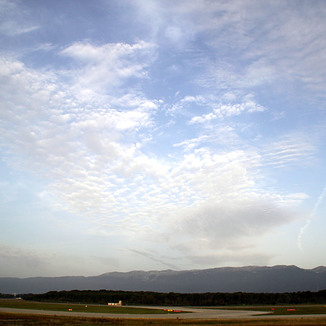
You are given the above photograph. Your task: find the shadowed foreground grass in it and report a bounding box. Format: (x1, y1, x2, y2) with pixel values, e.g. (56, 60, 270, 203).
(1, 312, 326, 326)
(213, 305, 326, 315)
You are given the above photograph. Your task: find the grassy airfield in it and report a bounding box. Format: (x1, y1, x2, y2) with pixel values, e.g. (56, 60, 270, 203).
(0, 299, 168, 314)
(1, 300, 326, 325)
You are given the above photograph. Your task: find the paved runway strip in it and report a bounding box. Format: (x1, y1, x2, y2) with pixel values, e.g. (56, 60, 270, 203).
(0, 306, 269, 319)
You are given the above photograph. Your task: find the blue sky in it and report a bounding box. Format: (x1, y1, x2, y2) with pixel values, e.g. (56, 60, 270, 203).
(1, 0, 326, 277)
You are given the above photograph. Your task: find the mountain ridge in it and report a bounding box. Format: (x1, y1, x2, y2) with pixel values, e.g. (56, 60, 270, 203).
(1, 265, 326, 294)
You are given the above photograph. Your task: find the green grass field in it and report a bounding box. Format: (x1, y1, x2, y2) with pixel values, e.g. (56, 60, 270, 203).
(0, 299, 168, 314)
(2, 300, 326, 325)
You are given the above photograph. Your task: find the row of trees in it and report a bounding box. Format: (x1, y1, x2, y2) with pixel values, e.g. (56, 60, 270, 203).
(0, 293, 16, 299)
(21, 289, 326, 306)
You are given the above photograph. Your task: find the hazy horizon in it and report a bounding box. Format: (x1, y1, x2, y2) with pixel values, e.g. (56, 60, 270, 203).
(3, 264, 326, 279)
(1, 0, 326, 278)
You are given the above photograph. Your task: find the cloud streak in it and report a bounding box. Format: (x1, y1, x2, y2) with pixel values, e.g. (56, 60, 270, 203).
(297, 186, 326, 251)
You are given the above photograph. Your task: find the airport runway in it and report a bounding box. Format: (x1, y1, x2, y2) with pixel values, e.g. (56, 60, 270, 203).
(0, 306, 278, 319)
(1, 306, 326, 320)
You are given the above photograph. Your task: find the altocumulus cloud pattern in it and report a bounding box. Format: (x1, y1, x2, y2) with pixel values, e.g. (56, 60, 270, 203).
(0, 0, 326, 277)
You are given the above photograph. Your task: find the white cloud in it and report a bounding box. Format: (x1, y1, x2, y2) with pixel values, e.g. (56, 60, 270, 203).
(146, 194, 301, 268)
(169, 93, 266, 124)
(0, 21, 39, 36)
(0, 0, 39, 36)
(140, 0, 326, 98)
(2, 0, 323, 273)
(173, 135, 210, 151)
(60, 41, 156, 92)
(190, 101, 265, 124)
(0, 56, 159, 222)
(173, 125, 241, 152)
(132, 0, 196, 46)
(180, 199, 296, 242)
(0, 56, 310, 240)
(261, 135, 316, 169)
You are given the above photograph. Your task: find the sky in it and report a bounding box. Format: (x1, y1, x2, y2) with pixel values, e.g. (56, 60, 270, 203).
(0, 0, 326, 278)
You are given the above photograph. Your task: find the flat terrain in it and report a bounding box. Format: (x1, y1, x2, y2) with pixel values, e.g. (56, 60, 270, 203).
(2, 312, 326, 325)
(0, 299, 169, 314)
(214, 305, 326, 315)
(1, 300, 326, 325)
(0, 300, 267, 319)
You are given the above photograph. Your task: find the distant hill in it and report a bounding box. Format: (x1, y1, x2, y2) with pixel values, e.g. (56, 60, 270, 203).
(1, 265, 326, 294)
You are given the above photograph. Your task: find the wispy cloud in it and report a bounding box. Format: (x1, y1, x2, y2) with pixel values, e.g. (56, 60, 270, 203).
(0, 0, 39, 36)
(261, 136, 316, 169)
(128, 249, 179, 270)
(190, 100, 265, 124)
(145, 0, 326, 97)
(297, 186, 326, 251)
(0, 21, 39, 36)
(60, 41, 156, 92)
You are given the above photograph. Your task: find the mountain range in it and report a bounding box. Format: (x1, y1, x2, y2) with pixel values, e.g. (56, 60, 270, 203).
(1, 265, 326, 294)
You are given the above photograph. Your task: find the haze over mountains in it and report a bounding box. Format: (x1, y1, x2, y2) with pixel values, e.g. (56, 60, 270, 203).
(1, 265, 326, 294)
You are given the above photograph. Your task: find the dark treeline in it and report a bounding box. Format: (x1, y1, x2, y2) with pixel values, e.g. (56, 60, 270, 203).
(0, 293, 15, 299)
(21, 289, 326, 306)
